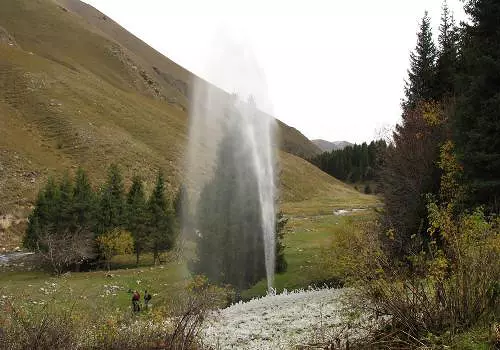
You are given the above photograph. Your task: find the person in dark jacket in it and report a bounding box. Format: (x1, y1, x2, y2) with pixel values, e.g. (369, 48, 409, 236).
(132, 290, 140, 312)
(144, 290, 152, 309)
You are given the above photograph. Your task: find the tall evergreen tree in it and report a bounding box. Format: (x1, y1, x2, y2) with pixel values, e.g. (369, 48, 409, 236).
(57, 171, 74, 233)
(97, 164, 125, 235)
(403, 11, 438, 110)
(24, 177, 60, 249)
(24, 189, 48, 250)
(193, 104, 286, 290)
(73, 167, 95, 231)
(194, 122, 266, 289)
(454, 0, 500, 211)
(126, 176, 149, 265)
(275, 211, 288, 274)
(173, 184, 187, 226)
(147, 170, 174, 264)
(435, 1, 458, 99)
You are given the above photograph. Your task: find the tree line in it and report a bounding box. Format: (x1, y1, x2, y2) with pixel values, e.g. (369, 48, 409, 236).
(24, 165, 178, 272)
(309, 140, 387, 186)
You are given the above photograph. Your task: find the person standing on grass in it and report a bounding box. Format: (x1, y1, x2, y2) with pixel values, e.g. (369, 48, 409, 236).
(144, 290, 152, 309)
(132, 290, 140, 312)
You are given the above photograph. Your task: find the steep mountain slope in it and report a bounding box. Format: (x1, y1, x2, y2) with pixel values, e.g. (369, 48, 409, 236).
(312, 140, 353, 152)
(57, 0, 322, 158)
(0, 0, 364, 248)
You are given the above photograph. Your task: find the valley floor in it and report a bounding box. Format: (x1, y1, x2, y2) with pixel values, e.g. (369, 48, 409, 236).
(0, 190, 379, 348)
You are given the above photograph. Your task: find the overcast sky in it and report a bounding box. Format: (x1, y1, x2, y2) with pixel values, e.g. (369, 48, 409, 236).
(82, 0, 466, 144)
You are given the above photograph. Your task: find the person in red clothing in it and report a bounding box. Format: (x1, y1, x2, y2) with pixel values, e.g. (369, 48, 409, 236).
(132, 290, 140, 312)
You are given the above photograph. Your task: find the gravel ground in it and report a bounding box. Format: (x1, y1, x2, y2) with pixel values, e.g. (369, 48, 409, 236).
(202, 288, 376, 349)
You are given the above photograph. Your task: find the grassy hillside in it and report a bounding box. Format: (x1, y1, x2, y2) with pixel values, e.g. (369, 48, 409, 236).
(0, 0, 358, 249)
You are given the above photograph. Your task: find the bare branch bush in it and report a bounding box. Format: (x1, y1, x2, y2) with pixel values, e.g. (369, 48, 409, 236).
(36, 227, 96, 275)
(0, 301, 79, 350)
(165, 276, 232, 350)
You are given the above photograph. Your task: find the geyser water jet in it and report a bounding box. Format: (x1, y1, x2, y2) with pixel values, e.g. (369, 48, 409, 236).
(184, 31, 276, 291)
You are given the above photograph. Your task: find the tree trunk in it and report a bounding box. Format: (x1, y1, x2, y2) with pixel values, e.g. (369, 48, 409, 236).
(153, 248, 158, 265)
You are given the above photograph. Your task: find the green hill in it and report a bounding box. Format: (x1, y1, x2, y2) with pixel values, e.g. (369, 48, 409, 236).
(0, 0, 367, 249)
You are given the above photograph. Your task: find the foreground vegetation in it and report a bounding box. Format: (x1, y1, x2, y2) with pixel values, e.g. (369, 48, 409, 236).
(348, 1, 500, 348)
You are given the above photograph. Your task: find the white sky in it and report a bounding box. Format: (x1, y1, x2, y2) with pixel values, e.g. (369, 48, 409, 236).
(82, 0, 466, 144)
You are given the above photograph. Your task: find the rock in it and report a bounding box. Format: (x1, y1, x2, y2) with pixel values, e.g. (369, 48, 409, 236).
(14, 247, 21, 252)
(0, 26, 19, 48)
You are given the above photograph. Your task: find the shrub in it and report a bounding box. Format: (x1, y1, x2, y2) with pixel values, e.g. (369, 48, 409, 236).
(0, 302, 79, 350)
(163, 275, 232, 349)
(96, 228, 134, 271)
(35, 227, 96, 275)
(358, 208, 500, 348)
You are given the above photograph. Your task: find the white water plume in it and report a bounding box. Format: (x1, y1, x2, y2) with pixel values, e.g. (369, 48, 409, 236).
(184, 28, 276, 290)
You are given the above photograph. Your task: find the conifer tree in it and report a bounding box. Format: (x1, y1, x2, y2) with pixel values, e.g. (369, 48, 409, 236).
(73, 167, 95, 231)
(126, 176, 149, 265)
(24, 177, 60, 249)
(435, 0, 458, 99)
(194, 126, 266, 289)
(403, 11, 437, 110)
(97, 164, 125, 235)
(173, 184, 187, 227)
(24, 190, 47, 250)
(57, 171, 74, 232)
(193, 104, 287, 289)
(147, 170, 174, 264)
(275, 211, 288, 274)
(454, 0, 500, 210)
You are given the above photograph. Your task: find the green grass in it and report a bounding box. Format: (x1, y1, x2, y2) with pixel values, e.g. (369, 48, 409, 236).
(243, 210, 376, 299)
(450, 326, 494, 350)
(0, 259, 189, 318)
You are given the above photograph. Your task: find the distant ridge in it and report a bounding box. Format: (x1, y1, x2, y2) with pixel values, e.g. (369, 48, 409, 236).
(312, 140, 353, 152)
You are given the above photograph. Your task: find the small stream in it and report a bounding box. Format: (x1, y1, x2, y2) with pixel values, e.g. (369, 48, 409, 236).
(0, 252, 34, 265)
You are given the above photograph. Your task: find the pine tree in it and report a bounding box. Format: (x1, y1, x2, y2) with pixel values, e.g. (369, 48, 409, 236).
(24, 191, 47, 250)
(193, 103, 286, 290)
(174, 184, 187, 222)
(126, 176, 149, 265)
(454, 0, 500, 210)
(24, 177, 60, 250)
(97, 164, 125, 235)
(403, 11, 438, 110)
(194, 127, 266, 289)
(147, 170, 174, 264)
(57, 171, 74, 233)
(435, 0, 458, 99)
(275, 211, 288, 274)
(73, 167, 95, 231)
